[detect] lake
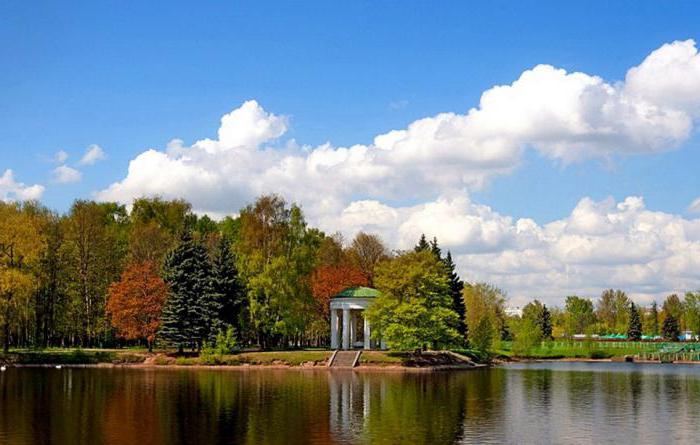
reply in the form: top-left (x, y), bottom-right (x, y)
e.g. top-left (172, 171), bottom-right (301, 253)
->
top-left (1, 362), bottom-right (700, 444)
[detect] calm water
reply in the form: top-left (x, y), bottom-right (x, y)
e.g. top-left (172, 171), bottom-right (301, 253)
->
top-left (1, 362), bottom-right (700, 444)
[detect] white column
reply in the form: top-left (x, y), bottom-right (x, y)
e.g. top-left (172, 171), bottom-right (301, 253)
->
top-left (349, 311), bottom-right (356, 347)
top-left (330, 309), bottom-right (339, 349)
top-left (342, 308), bottom-right (350, 350)
top-left (363, 315), bottom-right (371, 350)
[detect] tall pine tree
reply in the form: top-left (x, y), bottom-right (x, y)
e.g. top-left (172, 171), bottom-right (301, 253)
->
top-left (159, 231), bottom-right (217, 352)
top-left (444, 251), bottom-right (466, 340)
top-left (627, 302), bottom-right (642, 341)
top-left (211, 236), bottom-right (246, 337)
top-left (539, 304), bottom-right (553, 340)
top-left (414, 234), bottom-right (430, 252)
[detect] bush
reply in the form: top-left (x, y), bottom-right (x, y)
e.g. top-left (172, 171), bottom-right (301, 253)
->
top-left (589, 350), bottom-right (611, 359)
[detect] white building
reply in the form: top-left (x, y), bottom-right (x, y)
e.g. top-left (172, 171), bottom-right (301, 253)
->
top-left (330, 287), bottom-right (385, 350)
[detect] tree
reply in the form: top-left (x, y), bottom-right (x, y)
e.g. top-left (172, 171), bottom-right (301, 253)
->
top-left (683, 292), bottom-right (700, 337)
top-left (365, 250), bottom-right (460, 350)
top-left (236, 196), bottom-right (323, 348)
top-left (0, 202), bottom-right (45, 351)
top-left (564, 296), bottom-right (595, 336)
top-left (159, 231), bottom-right (217, 352)
top-left (310, 264), bottom-right (367, 317)
top-left (596, 289), bottom-right (630, 334)
top-left (470, 316), bottom-right (493, 355)
top-left (444, 252), bottom-right (466, 340)
top-left (540, 305), bottom-right (553, 340)
top-left (662, 314), bottom-right (680, 341)
top-left (646, 301), bottom-right (660, 336)
top-left (627, 302), bottom-right (642, 341)
top-left (662, 294), bottom-right (683, 324)
top-left (348, 232), bottom-right (388, 287)
top-left (429, 237), bottom-right (442, 260)
top-left (106, 261), bottom-right (167, 351)
top-left (414, 234), bottom-right (430, 252)
top-left (522, 300), bottom-right (553, 340)
top-left (512, 317), bottom-right (542, 357)
top-left (62, 201), bottom-right (127, 346)
top-left (463, 283), bottom-right (505, 348)
top-left (211, 237), bottom-right (246, 334)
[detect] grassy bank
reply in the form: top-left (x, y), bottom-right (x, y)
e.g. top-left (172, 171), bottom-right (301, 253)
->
top-left (0, 349), bottom-right (148, 365)
top-left (0, 349), bottom-right (479, 368)
top-left (497, 340), bottom-right (668, 360)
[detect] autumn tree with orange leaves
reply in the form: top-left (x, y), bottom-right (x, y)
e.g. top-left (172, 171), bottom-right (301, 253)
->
top-left (107, 261), bottom-right (168, 351)
top-left (310, 265), bottom-right (368, 317)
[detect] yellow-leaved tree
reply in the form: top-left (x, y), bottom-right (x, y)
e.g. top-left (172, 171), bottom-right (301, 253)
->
top-left (0, 202), bottom-right (45, 352)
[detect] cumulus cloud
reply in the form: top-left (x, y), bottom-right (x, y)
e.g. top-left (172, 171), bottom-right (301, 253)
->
top-left (78, 144), bottom-right (107, 166)
top-left (52, 165), bottom-right (82, 184)
top-left (0, 170), bottom-right (44, 202)
top-left (95, 40), bottom-right (700, 305)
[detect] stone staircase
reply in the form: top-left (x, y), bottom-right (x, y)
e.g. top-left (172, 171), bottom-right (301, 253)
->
top-left (328, 350), bottom-right (361, 368)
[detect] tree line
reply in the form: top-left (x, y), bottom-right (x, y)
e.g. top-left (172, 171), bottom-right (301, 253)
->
top-left (1, 195), bottom-right (698, 354)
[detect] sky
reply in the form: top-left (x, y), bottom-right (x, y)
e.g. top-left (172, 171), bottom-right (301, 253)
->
top-left (2, 1), bottom-right (700, 306)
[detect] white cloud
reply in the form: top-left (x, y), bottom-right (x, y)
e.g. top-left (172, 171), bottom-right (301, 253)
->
top-left (95, 40), bottom-right (700, 306)
top-left (78, 144), bottom-right (107, 166)
top-left (52, 165), bottom-right (82, 184)
top-left (689, 197), bottom-right (700, 214)
top-left (54, 150), bottom-right (69, 163)
top-left (0, 170), bottom-right (44, 202)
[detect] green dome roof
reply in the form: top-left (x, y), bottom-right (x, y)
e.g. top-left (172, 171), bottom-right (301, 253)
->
top-left (332, 286), bottom-right (379, 299)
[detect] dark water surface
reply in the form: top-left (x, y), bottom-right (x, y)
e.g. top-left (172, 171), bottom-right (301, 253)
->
top-left (1, 362), bottom-right (700, 444)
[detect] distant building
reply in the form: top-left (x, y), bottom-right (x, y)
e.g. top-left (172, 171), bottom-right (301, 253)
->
top-left (505, 306), bottom-right (523, 318)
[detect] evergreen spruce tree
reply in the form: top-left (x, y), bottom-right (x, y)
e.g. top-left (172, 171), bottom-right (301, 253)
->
top-left (211, 236), bottom-right (246, 336)
top-left (414, 234), bottom-right (430, 252)
top-left (444, 251), bottom-right (466, 339)
top-left (159, 231), bottom-right (217, 352)
top-left (429, 236), bottom-right (442, 260)
top-left (627, 302), bottom-right (642, 341)
top-left (539, 304), bottom-right (553, 340)
top-left (662, 314), bottom-right (680, 341)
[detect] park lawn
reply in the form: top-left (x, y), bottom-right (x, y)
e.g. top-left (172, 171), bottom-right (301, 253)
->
top-left (0, 348), bottom-right (148, 365)
top-left (497, 341), bottom-right (665, 360)
top-left (358, 351), bottom-right (405, 365)
top-left (167, 350), bottom-right (333, 366)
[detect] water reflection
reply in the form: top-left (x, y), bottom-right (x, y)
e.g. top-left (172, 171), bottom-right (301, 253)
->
top-left (1, 363), bottom-right (700, 444)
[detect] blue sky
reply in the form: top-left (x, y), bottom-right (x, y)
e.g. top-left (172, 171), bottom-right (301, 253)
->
top-left (2, 1), bottom-right (700, 303)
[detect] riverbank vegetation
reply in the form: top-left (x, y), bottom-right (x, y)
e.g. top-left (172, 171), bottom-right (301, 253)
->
top-left (2, 194), bottom-right (700, 362)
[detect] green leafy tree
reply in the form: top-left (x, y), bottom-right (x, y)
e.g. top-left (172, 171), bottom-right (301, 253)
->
top-left (365, 250), bottom-right (460, 350)
top-left (565, 296), bottom-right (595, 336)
top-left (627, 302), bottom-right (642, 341)
top-left (683, 292), bottom-right (700, 337)
top-left (596, 289), bottom-right (630, 334)
top-left (662, 294), bottom-right (683, 326)
top-left (470, 316), bottom-right (493, 355)
top-left (512, 317), bottom-right (542, 357)
top-left (646, 301), bottom-right (660, 336)
top-left (159, 231), bottom-right (217, 352)
top-left (61, 200), bottom-right (128, 346)
top-left (662, 313), bottom-right (680, 341)
top-left (522, 300), bottom-right (553, 340)
top-left (236, 196), bottom-right (322, 348)
top-left (463, 283), bottom-right (506, 348)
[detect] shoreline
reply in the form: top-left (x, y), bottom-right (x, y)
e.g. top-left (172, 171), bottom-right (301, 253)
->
top-left (2, 362), bottom-right (486, 372)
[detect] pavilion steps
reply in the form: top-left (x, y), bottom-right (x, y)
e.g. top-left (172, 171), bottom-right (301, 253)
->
top-left (329, 350), bottom-right (361, 368)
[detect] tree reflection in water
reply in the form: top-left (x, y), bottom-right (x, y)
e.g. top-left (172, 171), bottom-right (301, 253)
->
top-left (2, 364), bottom-right (700, 444)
